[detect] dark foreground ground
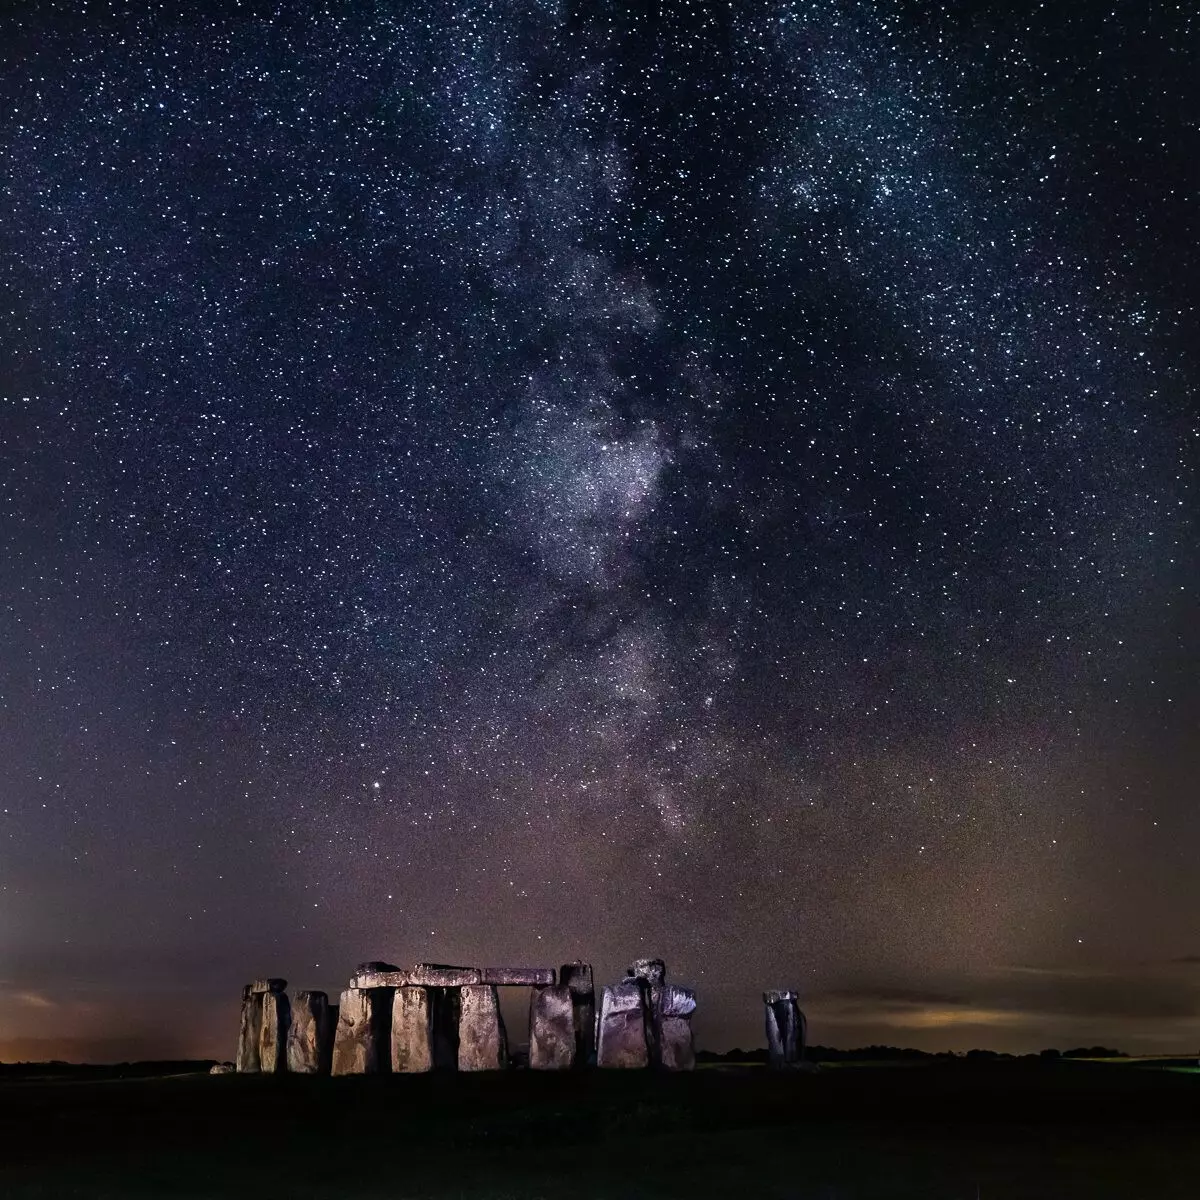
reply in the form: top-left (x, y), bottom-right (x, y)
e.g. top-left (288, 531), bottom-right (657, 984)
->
top-left (2, 1059), bottom-right (1199, 1198)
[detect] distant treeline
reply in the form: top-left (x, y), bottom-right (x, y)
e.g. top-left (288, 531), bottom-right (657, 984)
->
top-left (0, 1060), bottom-right (216, 1077)
top-left (697, 1045), bottom-right (1128, 1063)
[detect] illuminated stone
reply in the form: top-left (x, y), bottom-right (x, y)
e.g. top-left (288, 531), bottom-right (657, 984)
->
top-left (458, 984), bottom-right (507, 1071)
top-left (331, 987), bottom-right (391, 1075)
top-left (529, 984), bottom-right (575, 1069)
top-left (287, 990), bottom-right (334, 1074)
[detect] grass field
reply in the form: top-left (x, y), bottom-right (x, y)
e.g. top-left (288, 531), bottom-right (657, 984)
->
top-left (2, 1058), bottom-right (1199, 1198)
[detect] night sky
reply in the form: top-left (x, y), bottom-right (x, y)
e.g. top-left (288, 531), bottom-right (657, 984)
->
top-left (1, 0), bottom-right (1196, 1063)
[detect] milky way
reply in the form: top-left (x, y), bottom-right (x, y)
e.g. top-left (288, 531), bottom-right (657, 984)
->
top-left (1, 1), bottom-right (1195, 1057)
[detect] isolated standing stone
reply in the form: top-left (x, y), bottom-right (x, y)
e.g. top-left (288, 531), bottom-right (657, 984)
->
top-left (560, 960), bottom-right (595, 1065)
top-left (392, 986), bottom-right (435, 1073)
top-left (287, 990), bottom-right (334, 1074)
top-left (597, 980), bottom-right (649, 1069)
top-left (259, 989), bottom-right (291, 1073)
top-left (458, 984), bottom-right (508, 1071)
top-left (332, 988), bottom-right (391, 1075)
top-left (529, 984), bottom-right (576, 1070)
top-left (236, 985), bottom-right (263, 1073)
top-left (764, 990), bottom-right (806, 1067)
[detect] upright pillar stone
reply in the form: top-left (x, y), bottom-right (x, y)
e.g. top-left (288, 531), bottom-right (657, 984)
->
top-left (259, 988), bottom-right (291, 1073)
top-left (597, 980), bottom-right (649, 1069)
top-left (237, 978), bottom-right (287, 1073)
top-left (236, 985), bottom-right (263, 1073)
top-left (560, 960), bottom-right (595, 1066)
top-left (331, 987), bottom-right (392, 1075)
top-left (529, 984), bottom-right (576, 1070)
top-left (458, 984), bottom-right (508, 1071)
top-left (287, 990), bottom-right (334, 1074)
top-left (392, 986), bottom-right (435, 1073)
top-left (628, 959), bottom-right (666, 1064)
top-left (764, 990), bottom-right (806, 1067)
top-left (659, 984), bottom-right (697, 1071)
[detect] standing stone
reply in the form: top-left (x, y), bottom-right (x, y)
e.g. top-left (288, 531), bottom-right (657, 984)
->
top-left (764, 990), bottom-right (806, 1067)
top-left (331, 988), bottom-right (392, 1075)
top-left (392, 986), bottom-right (435, 1073)
top-left (529, 984), bottom-right (576, 1070)
top-left (660, 984), bottom-right (697, 1072)
top-left (560, 961), bottom-right (595, 1065)
top-left (259, 989), bottom-right (291, 1073)
top-left (628, 959), bottom-right (666, 1064)
top-left (287, 990), bottom-right (334, 1075)
top-left (236, 985), bottom-right (263, 1073)
top-left (458, 984), bottom-right (507, 1071)
top-left (597, 980), bottom-right (649, 1069)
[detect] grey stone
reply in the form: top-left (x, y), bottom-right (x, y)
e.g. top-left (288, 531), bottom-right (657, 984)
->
top-left (331, 988), bottom-right (391, 1075)
top-left (411, 963), bottom-right (483, 987)
top-left (287, 990), bottom-right (334, 1074)
top-left (258, 989), bottom-right (291, 1073)
top-left (480, 966), bottom-right (555, 987)
top-left (661, 984), bottom-right (696, 1017)
top-left (597, 981), bottom-right (649, 1069)
top-left (660, 1015), bottom-right (695, 1071)
top-left (628, 958), bottom-right (666, 987)
top-left (457, 984), bottom-right (508, 1071)
top-left (248, 978), bottom-right (288, 994)
top-left (529, 984), bottom-right (575, 1070)
top-left (560, 961), bottom-right (595, 1064)
top-left (764, 989), bottom-right (806, 1067)
top-left (349, 961), bottom-right (405, 988)
top-left (352, 969), bottom-right (413, 988)
top-left (391, 986), bottom-right (435, 1073)
top-left (236, 986), bottom-right (263, 1073)
top-left (209, 1061), bottom-right (235, 1074)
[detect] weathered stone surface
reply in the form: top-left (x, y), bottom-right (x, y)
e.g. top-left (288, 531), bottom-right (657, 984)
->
top-left (258, 989), bottom-right (291, 1073)
top-left (287, 990), bottom-right (334, 1074)
top-left (209, 1061), bottom-right (235, 1074)
top-left (529, 984), bottom-right (575, 1070)
top-left (349, 961), bottom-right (404, 988)
top-left (236, 986), bottom-right (263, 1073)
top-left (391, 986), bottom-right (435, 1073)
top-left (560, 961), bottom-right (596, 1064)
top-left (628, 958), bottom-right (666, 987)
top-left (597, 981), bottom-right (649, 1069)
top-left (331, 988), bottom-right (391, 1075)
top-left (480, 966), bottom-right (555, 987)
top-left (661, 984), bottom-right (696, 1017)
top-left (248, 978), bottom-right (288, 994)
top-left (457, 985), bottom-right (508, 1071)
top-left (660, 1015), bottom-right (695, 1071)
top-left (411, 963), bottom-right (483, 987)
top-left (764, 989), bottom-right (806, 1067)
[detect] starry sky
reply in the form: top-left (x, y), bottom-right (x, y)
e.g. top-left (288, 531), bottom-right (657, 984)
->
top-left (1, 0), bottom-right (1196, 1062)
